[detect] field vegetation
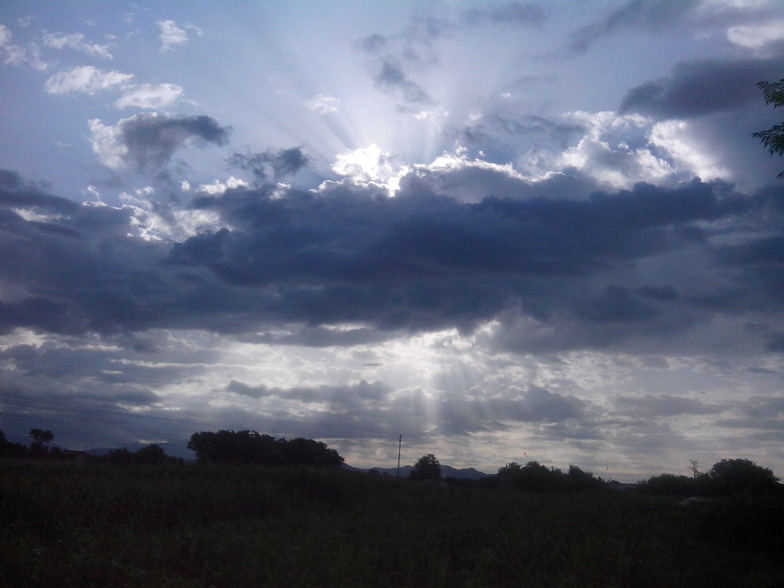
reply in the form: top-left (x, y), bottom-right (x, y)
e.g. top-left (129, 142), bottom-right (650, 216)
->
top-left (2, 458), bottom-right (783, 587)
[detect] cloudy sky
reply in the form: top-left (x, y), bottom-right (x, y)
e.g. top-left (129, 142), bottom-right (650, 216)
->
top-left (1, 1), bottom-right (783, 480)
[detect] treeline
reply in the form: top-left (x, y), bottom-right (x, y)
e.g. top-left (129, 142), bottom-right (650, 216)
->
top-left (0, 428), bottom-right (182, 464)
top-left (3, 427), bottom-right (782, 497)
top-left (636, 458), bottom-right (781, 497)
top-left (485, 461), bottom-right (604, 492)
top-left (409, 453), bottom-right (782, 497)
top-left (0, 428), bottom-right (344, 469)
top-left (485, 458), bottom-right (781, 496)
top-left (0, 428), bottom-right (66, 460)
top-left (406, 455), bottom-right (604, 492)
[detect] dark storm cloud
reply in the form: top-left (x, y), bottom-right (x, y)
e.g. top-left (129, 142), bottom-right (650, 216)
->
top-left (0, 169), bottom-right (79, 215)
top-left (569, 0), bottom-right (700, 53)
top-left (765, 333), bottom-right (784, 353)
top-left (170, 176), bottom-right (760, 343)
top-left (118, 113), bottom-right (231, 172)
top-left (372, 57), bottom-right (432, 104)
top-left (435, 386), bottom-right (586, 436)
top-left (223, 379), bottom-right (417, 439)
top-left (715, 396), bottom-right (784, 439)
top-left (708, 235), bottom-right (784, 314)
top-left (462, 113), bottom-right (584, 149)
top-left (246, 325), bottom-right (388, 348)
top-left (619, 57), bottom-right (784, 119)
top-left (0, 173), bottom-right (193, 335)
top-left (229, 147), bottom-right (309, 185)
top-left (228, 379), bottom-right (390, 405)
top-left (457, 113), bottom-right (586, 173)
top-left (637, 285), bottom-right (678, 302)
top-left (221, 378), bottom-right (584, 440)
top-left (718, 235), bottom-right (784, 267)
top-left (0, 338), bottom-right (200, 451)
top-left (576, 285), bottom-right (659, 323)
top-left (614, 394), bottom-right (718, 418)
top-left (511, 385), bottom-right (585, 421)
top-left (1, 165), bottom-right (781, 354)
top-left (359, 3), bottom-right (548, 106)
top-left (2, 386), bottom-right (200, 455)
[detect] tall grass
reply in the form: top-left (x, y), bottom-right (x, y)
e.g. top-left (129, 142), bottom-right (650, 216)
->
top-left (1, 460), bottom-right (782, 586)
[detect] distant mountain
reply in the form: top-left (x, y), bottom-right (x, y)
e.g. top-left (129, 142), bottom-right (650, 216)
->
top-left (85, 442), bottom-right (193, 460)
top-left (345, 463), bottom-right (490, 480)
top-left (441, 465), bottom-right (490, 480)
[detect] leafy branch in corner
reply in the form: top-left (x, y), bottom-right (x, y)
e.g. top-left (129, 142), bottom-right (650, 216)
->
top-left (752, 78), bottom-right (784, 178)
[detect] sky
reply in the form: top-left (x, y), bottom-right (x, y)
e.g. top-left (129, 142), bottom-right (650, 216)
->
top-left (1, 0), bottom-right (783, 481)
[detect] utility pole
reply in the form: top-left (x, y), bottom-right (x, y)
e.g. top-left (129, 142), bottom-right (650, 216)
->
top-left (396, 434), bottom-right (402, 478)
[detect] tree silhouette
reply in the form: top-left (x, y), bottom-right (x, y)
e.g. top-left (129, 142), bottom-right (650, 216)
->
top-left (638, 458), bottom-right (781, 496)
top-left (752, 78), bottom-right (784, 178)
top-left (134, 443), bottom-right (168, 464)
top-left (496, 461), bottom-right (601, 492)
top-left (637, 473), bottom-right (697, 496)
top-left (0, 429), bottom-right (29, 457)
top-left (282, 437), bottom-right (344, 468)
top-left (410, 453), bottom-right (441, 481)
top-left (188, 430), bottom-right (283, 464)
top-left (29, 428), bottom-right (54, 452)
top-left (704, 458), bottom-right (780, 496)
top-left (497, 461), bottom-right (559, 492)
top-left (187, 430), bottom-right (344, 467)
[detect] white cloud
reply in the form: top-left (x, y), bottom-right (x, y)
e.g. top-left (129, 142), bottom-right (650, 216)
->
top-left (402, 149), bottom-right (536, 202)
top-left (45, 66), bottom-right (133, 95)
top-left (557, 111), bottom-right (682, 188)
top-left (305, 94), bottom-right (341, 114)
top-left (0, 25), bottom-right (47, 70)
top-left (649, 120), bottom-right (729, 181)
top-left (0, 24), bottom-right (11, 47)
top-left (703, 0), bottom-right (775, 8)
top-left (727, 20), bottom-right (784, 53)
top-left (42, 32), bottom-right (113, 59)
top-left (114, 83), bottom-right (183, 109)
top-left (331, 144), bottom-right (406, 192)
top-left (157, 20), bottom-right (190, 53)
top-left (197, 176), bottom-right (249, 195)
top-left (117, 187), bottom-right (224, 241)
top-left (87, 118), bottom-right (128, 169)
top-left (84, 185), bottom-right (103, 202)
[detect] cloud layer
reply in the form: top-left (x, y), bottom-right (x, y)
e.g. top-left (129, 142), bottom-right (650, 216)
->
top-left (2, 160), bottom-right (781, 355)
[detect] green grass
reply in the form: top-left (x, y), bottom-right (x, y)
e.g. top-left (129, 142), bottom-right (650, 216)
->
top-left (1, 461), bottom-right (782, 587)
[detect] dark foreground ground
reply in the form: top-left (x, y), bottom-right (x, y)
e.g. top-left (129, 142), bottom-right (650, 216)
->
top-left (1, 461), bottom-right (782, 586)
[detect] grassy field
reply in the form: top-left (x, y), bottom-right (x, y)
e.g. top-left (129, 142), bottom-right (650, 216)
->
top-left (1, 461), bottom-right (782, 587)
